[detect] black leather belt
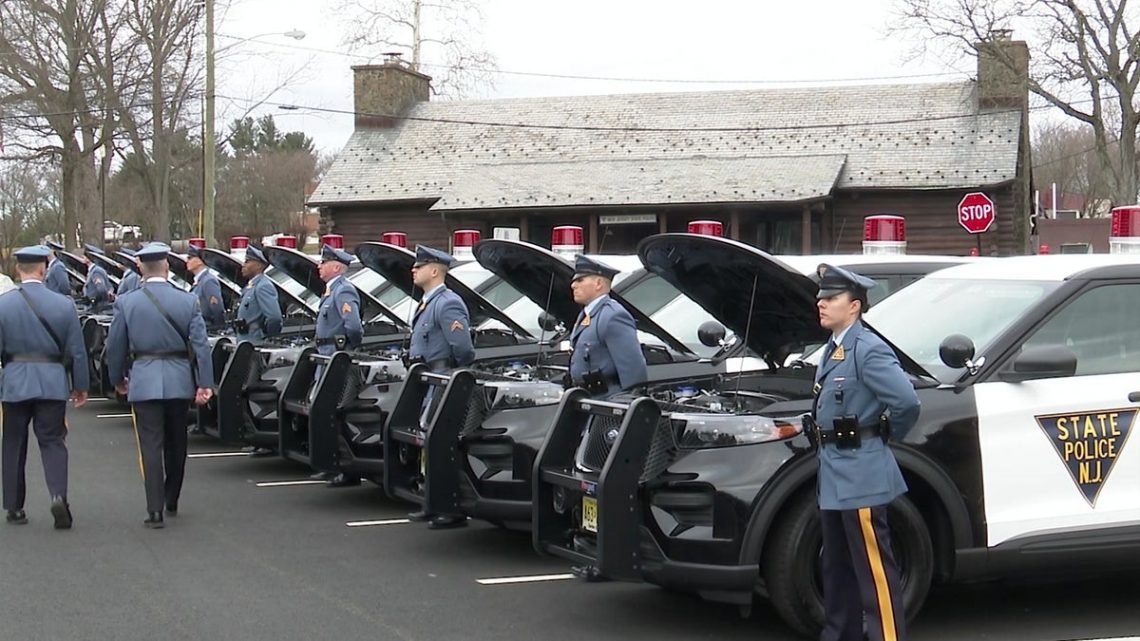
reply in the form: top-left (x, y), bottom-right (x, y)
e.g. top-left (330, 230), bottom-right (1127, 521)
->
top-left (816, 423), bottom-right (882, 446)
top-left (314, 337), bottom-right (340, 346)
top-left (131, 351), bottom-right (188, 360)
top-left (2, 353), bottom-right (64, 365)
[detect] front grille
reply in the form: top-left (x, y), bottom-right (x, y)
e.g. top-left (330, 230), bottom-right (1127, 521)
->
top-left (575, 399), bottom-right (719, 479)
top-left (459, 385), bottom-right (497, 437)
top-left (337, 365), bottom-right (364, 406)
top-left (577, 413), bottom-right (623, 472)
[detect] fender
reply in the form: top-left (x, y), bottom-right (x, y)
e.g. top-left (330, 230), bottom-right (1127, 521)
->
top-left (737, 443), bottom-right (975, 567)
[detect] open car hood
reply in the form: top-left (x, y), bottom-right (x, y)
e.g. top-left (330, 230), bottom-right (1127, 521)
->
top-left (199, 247), bottom-right (313, 318)
top-left (355, 242), bottom-right (532, 339)
top-left (168, 253), bottom-right (241, 310)
top-left (263, 245), bottom-right (408, 330)
top-left (474, 239), bottom-right (694, 356)
top-left (52, 251), bottom-right (87, 290)
top-left (111, 251), bottom-right (137, 274)
top-left (87, 253), bottom-right (124, 287)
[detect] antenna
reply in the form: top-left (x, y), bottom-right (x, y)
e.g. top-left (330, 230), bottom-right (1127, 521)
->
top-left (731, 272), bottom-right (760, 405)
top-left (533, 270), bottom-right (557, 369)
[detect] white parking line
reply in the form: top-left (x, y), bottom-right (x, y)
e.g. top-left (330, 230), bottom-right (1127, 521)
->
top-left (187, 452), bottom-right (251, 459)
top-left (476, 574), bottom-right (576, 585)
top-left (85, 398), bottom-right (113, 402)
top-left (96, 413), bottom-right (133, 419)
top-left (345, 519), bottom-right (411, 527)
top-left (254, 480), bottom-right (327, 488)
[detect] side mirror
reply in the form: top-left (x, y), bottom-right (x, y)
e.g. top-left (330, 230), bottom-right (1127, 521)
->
top-left (999, 345), bottom-right (1077, 383)
top-left (939, 334), bottom-right (975, 369)
top-left (697, 321), bottom-right (727, 347)
top-left (537, 311), bottom-right (560, 333)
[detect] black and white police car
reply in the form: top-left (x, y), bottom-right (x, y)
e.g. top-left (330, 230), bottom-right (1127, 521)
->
top-left (534, 234), bottom-right (1140, 637)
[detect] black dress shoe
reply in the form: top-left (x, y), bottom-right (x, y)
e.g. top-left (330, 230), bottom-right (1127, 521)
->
top-left (5, 509), bottom-right (27, 525)
top-left (165, 502), bottom-right (178, 515)
top-left (326, 473), bottom-right (361, 488)
top-left (570, 565), bottom-right (610, 583)
top-left (427, 514), bottom-right (468, 530)
top-left (144, 512), bottom-right (165, 529)
top-left (249, 447), bottom-right (275, 458)
top-left (50, 497), bottom-right (72, 530)
top-left (407, 509), bottom-right (432, 522)
top-left (309, 471), bottom-right (334, 481)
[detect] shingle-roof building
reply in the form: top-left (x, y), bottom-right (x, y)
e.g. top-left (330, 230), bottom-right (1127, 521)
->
top-left (310, 36), bottom-right (1031, 256)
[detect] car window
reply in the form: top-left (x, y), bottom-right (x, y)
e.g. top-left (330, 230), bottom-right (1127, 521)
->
top-left (617, 273), bottom-right (682, 317)
top-left (1020, 283), bottom-right (1140, 376)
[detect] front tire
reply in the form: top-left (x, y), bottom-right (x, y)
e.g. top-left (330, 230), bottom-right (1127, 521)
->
top-left (762, 490), bottom-right (933, 638)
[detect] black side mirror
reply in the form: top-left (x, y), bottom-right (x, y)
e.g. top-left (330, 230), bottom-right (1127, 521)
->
top-left (697, 321), bottom-right (727, 347)
top-left (999, 345), bottom-right (1078, 383)
top-left (939, 334), bottom-right (976, 369)
top-left (537, 311), bottom-right (560, 333)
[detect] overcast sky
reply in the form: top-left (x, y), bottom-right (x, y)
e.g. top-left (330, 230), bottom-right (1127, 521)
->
top-left (219, 0), bottom-right (973, 155)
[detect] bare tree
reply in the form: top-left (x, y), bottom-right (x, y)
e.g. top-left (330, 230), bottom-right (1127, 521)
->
top-left (336, 0), bottom-right (497, 98)
top-left (896, 0), bottom-right (1140, 205)
top-left (0, 161), bottom-right (64, 270)
top-left (1033, 119), bottom-right (1116, 216)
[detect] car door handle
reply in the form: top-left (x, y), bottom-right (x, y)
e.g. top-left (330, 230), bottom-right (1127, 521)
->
top-left (1129, 392), bottom-right (1140, 403)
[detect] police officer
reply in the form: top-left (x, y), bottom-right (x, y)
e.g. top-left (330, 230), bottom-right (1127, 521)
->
top-left (44, 243), bottom-right (73, 298)
top-left (105, 243), bottom-right (214, 529)
top-left (234, 245), bottom-right (282, 343)
top-left (116, 248), bottom-right (141, 296)
top-left (0, 245), bottom-right (89, 529)
top-left (313, 244), bottom-right (363, 488)
top-left (405, 245), bottom-right (474, 528)
top-left (566, 255), bottom-right (647, 581)
top-left (185, 245), bottom-right (226, 329)
top-left (82, 243), bottom-right (113, 313)
top-left (811, 264), bottom-right (920, 641)
top-left (567, 255), bottom-right (647, 396)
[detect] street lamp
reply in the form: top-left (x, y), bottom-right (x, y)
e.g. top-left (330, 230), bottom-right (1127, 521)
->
top-left (203, 0), bottom-right (305, 246)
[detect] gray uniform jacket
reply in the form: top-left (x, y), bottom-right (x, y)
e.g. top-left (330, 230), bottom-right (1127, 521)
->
top-left (236, 273), bottom-right (282, 342)
top-left (315, 276), bottom-right (363, 356)
top-left (45, 260), bottom-right (71, 297)
top-left (0, 282), bottom-right (89, 402)
top-left (813, 320), bottom-right (920, 511)
top-left (191, 269), bottom-right (226, 329)
top-left (569, 295), bottom-right (647, 395)
top-left (105, 281), bottom-right (214, 402)
top-left (408, 286), bottom-right (474, 371)
top-left (117, 271), bottom-right (140, 296)
top-left (84, 263), bottom-right (111, 305)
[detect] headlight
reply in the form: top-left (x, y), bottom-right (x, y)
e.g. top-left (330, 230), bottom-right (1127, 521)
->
top-left (486, 381), bottom-right (563, 410)
top-left (673, 413), bottom-right (804, 449)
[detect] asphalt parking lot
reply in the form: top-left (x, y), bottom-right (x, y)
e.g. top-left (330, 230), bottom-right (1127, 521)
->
top-left (0, 399), bottom-right (1136, 641)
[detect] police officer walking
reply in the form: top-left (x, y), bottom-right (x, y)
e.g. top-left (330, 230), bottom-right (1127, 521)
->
top-left (567, 255), bottom-right (647, 396)
top-left (116, 249), bottom-right (141, 297)
top-left (406, 245), bottom-right (474, 528)
top-left (44, 242), bottom-right (73, 298)
top-left (235, 245), bottom-right (282, 343)
top-left (566, 255), bottom-right (647, 580)
top-left (82, 244), bottom-right (113, 313)
top-left (810, 264), bottom-right (920, 641)
top-left (105, 243), bottom-right (214, 529)
top-left (186, 245), bottom-right (226, 329)
top-left (0, 245), bottom-right (89, 529)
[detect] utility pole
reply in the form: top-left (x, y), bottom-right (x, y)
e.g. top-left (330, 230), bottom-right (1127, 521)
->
top-left (204, 0), bottom-right (216, 247)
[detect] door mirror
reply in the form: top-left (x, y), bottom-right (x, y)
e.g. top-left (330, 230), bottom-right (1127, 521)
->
top-left (939, 334), bottom-right (976, 369)
top-left (999, 345), bottom-right (1078, 383)
top-left (697, 321), bottom-right (727, 347)
top-left (537, 311), bottom-right (560, 333)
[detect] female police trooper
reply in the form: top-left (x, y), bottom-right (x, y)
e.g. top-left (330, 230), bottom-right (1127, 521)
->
top-left (567, 255), bottom-right (647, 397)
top-left (234, 245), bottom-right (282, 343)
top-left (811, 263), bottom-right (920, 641)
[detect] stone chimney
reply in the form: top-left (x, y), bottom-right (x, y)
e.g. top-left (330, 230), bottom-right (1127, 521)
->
top-left (352, 54), bottom-right (432, 128)
top-left (976, 29), bottom-right (1030, 110)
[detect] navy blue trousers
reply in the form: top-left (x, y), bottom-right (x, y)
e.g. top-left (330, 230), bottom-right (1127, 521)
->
top-left (2, 400), bottom-right (68, 510)
top-left (819, 505), bottom-right (906, 641)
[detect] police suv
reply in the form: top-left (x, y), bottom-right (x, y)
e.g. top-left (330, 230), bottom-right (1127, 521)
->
top-left (534, 234), bottom-right (1140, 637)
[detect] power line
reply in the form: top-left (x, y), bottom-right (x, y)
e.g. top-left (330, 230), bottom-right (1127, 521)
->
top-left (0, 94), bottom-right (205, 123)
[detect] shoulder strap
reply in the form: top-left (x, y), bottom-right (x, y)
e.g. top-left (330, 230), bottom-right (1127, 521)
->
top-left (141, 286), bottom-right (190, 347)
top-left (16, 286), bottom-right (66, 354)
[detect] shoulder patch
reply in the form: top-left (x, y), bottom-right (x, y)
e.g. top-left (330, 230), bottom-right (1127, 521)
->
top-left (209, 295), bottom-right (219, 305)
top-left (450, 319), bottom-right (465, 332)
top-left (342, 301), bottom-right (352, 314)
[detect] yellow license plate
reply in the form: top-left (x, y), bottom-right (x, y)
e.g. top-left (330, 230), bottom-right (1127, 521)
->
top-left (581, 496), bottom-right (598, 533)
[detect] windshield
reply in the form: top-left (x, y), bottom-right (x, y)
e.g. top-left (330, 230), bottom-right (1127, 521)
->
top-left (650, 294), bottom-right (732, 358)
top-left (265, 267), bottom-right (319, 311)
top-left (852, 277), bottom-right (1059, 381)
top-left (618, 273), bottom-right (682, 317)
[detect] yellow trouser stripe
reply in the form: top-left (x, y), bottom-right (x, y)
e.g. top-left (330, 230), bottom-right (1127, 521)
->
top-left (859, 507), bottom-right (897, 641)
top-left (130, 406), bottom-right (145, 482)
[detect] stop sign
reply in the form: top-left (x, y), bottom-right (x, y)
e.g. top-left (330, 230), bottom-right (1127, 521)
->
top-left (958, 192), bottom-right (995, 234)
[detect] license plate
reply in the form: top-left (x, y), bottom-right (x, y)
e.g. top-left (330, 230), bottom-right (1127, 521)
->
top-left (581, 496), bottom-right (598, 533)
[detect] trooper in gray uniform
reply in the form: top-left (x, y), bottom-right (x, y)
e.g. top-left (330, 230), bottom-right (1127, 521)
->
top-left (0, 245), bottom-right (89, 529)
top-left (566, 255), bottom-right (647, 396)
top-left (44, 244), bottom-right (73, 298)
top-left (234, 245), bottom-right (282, 343)
top-left (105, 243), bottom-right (214, 529)
top-left (809, 264), bottom-right (920, 641)
top-left (566, 254), bottom-right (647, 580)
top-left (313, 243), bottom-right (364, 488)
top-left (405, 245), bottom-right (474, 528)
top-left (82, 243), bottom-right (113, 313)
top-left (186, 245), bottom-right (226, 329)
top-left (116, 248), bottom-right (141, 296)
